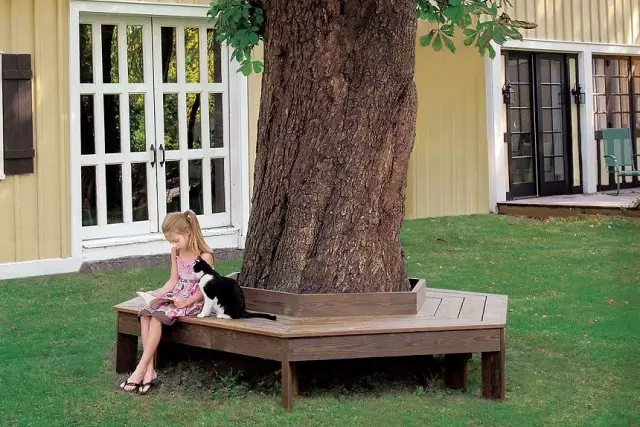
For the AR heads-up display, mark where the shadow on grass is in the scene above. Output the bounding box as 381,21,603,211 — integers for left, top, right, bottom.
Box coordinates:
110,343,477,400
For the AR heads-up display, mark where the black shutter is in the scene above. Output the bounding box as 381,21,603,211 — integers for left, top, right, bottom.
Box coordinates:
2,54,34,175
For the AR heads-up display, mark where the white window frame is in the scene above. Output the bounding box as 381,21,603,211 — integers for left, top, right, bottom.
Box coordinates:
0,52,5,180
69,0,251,259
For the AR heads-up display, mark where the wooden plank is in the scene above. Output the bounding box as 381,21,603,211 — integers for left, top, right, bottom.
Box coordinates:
483,295,508,325
418,297,441,316
434,296,464,319
287,329,502,362
242,286,300,316
412,279,427,313
299,291,416,317
118,313,284,360
458,295,487,322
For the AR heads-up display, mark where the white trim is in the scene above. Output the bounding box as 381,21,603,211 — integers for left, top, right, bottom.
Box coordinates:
0,52,5,180
71,1,210,18
578,51,597,193
485,43,505,211
504,38,640,56
238,68,250,249
82,226,240,261
0,258,83,281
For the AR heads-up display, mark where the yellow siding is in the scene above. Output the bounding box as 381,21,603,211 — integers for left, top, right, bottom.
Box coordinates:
406,23,489,219
0,0,70,263
508,0,640,45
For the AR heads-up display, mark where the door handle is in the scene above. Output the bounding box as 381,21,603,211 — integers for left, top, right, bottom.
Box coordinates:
159,144,165,167
150,144,156,167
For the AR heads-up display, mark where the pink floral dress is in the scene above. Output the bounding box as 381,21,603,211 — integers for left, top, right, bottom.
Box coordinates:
138,252,204,326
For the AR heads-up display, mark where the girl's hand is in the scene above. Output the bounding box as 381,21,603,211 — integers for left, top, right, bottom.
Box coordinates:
174,299,189,309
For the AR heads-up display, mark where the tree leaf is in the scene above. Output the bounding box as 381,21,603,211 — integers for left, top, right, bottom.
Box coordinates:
419,29,437,47
432,33,443,52
442,34,456,53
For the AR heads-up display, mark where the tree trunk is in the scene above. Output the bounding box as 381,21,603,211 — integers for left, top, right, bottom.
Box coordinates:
239,0,418,293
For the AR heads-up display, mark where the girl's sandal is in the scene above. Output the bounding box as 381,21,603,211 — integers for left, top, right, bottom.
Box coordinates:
119,381,142,393
138,381,156,395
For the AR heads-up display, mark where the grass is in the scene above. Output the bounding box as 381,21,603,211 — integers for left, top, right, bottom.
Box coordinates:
1,214,639,426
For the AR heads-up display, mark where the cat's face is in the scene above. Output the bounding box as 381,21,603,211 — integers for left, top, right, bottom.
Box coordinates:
192,258,212,279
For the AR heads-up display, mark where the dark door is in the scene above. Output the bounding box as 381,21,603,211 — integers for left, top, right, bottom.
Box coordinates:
504,52,572,198
505,53,537,198
535,54,571,196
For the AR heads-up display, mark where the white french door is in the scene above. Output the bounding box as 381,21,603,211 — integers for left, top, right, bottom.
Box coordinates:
77,15,232,240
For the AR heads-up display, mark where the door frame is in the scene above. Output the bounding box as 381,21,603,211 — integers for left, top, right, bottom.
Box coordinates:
69,0,250,260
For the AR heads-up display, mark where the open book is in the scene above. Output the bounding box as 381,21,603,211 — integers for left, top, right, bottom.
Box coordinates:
136,291,174,309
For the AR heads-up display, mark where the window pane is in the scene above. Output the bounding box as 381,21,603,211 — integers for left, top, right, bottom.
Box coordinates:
129,94,146,152
185,27,200,83
106,164,123,224
163,93,179,150
104,94,121,153
188,160,203,215
210,93,224,148
80,95,95,155
186,93,202,149
81,166,97,226
207,29,222,83
79,24,93,83
102,24,119,83
131,163,148,222
127,25,144,83
211,158,225,213
165,161,181,213
161,27,177,83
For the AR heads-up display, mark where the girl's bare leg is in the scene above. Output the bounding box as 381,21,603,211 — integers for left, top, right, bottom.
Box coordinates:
120,317,162,391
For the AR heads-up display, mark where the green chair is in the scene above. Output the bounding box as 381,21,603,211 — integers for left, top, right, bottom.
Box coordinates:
602,127,640,195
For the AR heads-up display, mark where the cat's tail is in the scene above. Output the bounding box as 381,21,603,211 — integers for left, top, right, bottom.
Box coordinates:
243,311,277,321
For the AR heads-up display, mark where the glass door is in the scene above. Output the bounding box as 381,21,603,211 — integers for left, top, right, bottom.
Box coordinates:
77,16,233,240
505,53,536,198
79,17,158,239
152,19,231,229
535,54,571,196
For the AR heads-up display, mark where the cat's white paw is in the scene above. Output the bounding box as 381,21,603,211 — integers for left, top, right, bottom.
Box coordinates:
197,313,207,318
216,313,231,319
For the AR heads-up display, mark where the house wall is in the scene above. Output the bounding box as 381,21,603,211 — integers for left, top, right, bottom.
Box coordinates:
508,0,640,45
406,23,489,219
0,0,70,263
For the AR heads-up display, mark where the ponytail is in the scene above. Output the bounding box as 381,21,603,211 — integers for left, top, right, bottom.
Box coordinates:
184,210,212,256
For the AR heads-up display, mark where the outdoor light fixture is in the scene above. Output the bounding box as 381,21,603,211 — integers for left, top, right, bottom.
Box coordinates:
502,80,514,105
571,84,585,104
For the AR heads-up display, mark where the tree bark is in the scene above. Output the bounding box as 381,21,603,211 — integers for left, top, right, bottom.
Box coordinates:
240,0,418,293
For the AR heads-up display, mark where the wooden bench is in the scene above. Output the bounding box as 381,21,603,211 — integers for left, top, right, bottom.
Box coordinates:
602,127,640,195
113,278,508,409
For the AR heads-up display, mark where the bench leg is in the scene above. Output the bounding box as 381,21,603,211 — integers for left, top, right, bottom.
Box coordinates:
444,353,471,391
281,360,298,410
116,333,138,373
482,329,505,400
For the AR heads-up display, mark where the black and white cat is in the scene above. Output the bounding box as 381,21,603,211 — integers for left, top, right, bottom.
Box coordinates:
193,258,277,321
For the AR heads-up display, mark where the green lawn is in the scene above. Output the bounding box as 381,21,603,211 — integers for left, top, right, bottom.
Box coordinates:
1,214,638,426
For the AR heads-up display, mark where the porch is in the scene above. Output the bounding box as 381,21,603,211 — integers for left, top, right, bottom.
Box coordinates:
497,187,640,218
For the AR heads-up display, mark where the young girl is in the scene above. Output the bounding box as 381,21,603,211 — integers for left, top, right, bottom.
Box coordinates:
119,210,214,394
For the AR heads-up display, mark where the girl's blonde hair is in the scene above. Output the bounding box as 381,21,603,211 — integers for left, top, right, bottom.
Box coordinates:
162,210,212,256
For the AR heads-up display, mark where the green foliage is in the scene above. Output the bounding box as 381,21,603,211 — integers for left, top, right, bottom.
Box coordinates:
416,0,536,58
208,0,264,76
209,0,536,76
